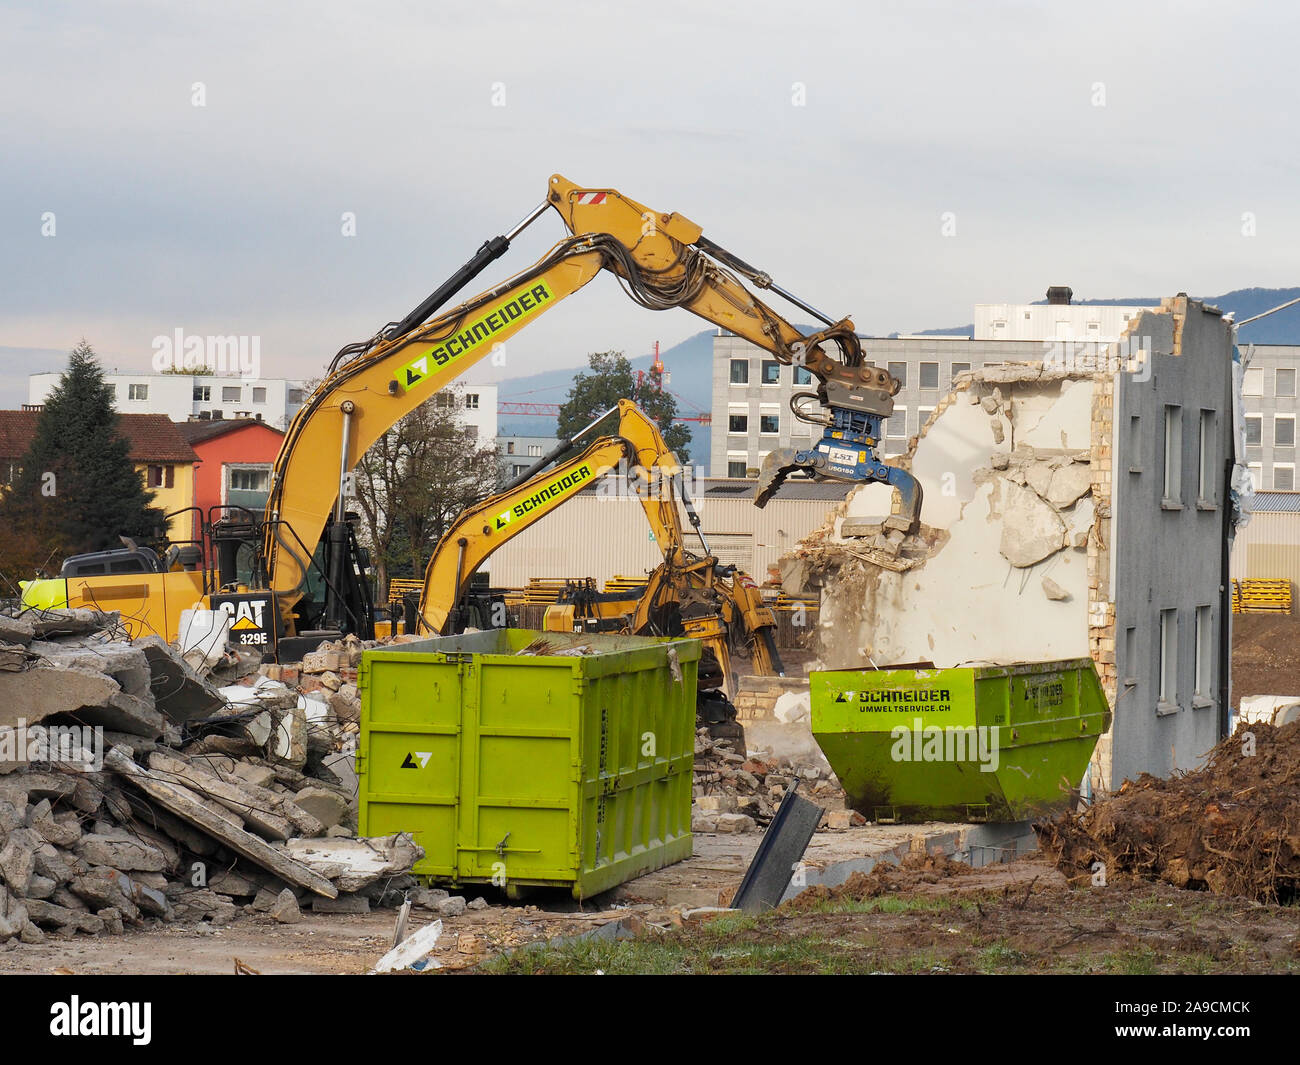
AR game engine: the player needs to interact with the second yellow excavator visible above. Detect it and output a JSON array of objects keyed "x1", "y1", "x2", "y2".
[{"x1": 412, "y1": 399, "x2": 784, "y2": 694}]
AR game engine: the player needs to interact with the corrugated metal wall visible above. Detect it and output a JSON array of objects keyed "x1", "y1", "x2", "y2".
[
  {"x1": 1231, "y1": 511, "x2": 1300, "y2": 580},
  {"x1": 488, "y1": 489, "x2": 834, "y2": 587}
]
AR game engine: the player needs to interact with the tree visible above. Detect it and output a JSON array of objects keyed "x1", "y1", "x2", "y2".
[
  {"x1": 556, "y1": 351, "x2": 691, "y2": 463},
  {"x1": 353, "y1": 385, "x2": 502, "y2": 600},
  {"x1": 0, "y1": 341, "x2": 164, "y2": 578}
]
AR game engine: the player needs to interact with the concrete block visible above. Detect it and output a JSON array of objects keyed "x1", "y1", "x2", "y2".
[
  {"x1": 1047, "y1": 463, "x2": 1093, "y2": 508},
  {"x1": 284, "y1": 833, "x2": 423, "y2": 894},
  {"x1": 301, "y1": 650, "x2": 343, "y2": 674},
  {"x1": 76, "y1": 833, "x2": 168, "y2": 873},
  {"x1": 713, "y1": 813, "x2": 755, "y2": 834},
  {"x1": 312, "y1": 893, "x2": 370, "y2": 913},
  {"x1": 293, "y1": 786, "x2": 348, "y2": 830},
  {"x1": 999, "y1": 482, "x2": 1067, "y2": 567},
  {"x1": 24, "y1": 609, "x2": 118, "y2": 638},
  {"x1": 270, "y1": 888, "x2": 301, "y2": 924},
  {"x1": 232, "y1": 762, "x2": 278, "y2": 789},
  {"x1": 267, "y1": 704, "x2": 308, "y2": 768},
  {"x1": 0, "y1": 828, "x2": 39, "y2": 895},
  {"x1": 0, "y1": 616, "x2": 35, "y2": 645},
  {"x1": 169, "y1": 888, "x2": 239, "y2": 926},
  {"x1": 436, "y1": 895, "x2": 467, "y2": 917},
  {"x1": 136, "y1": 636, "x2": 226, "y2": 724},
  {"x1": 209, "y1": 868, "x2": 263, "y2": 898}
]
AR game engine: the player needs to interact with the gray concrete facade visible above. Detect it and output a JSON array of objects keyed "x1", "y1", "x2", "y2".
[{"x1": 1109, "y1": 303, "x2": 1234, "y2": 785}]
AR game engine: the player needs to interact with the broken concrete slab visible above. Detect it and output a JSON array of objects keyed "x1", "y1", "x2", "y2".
[
  {"x1": 267, "y1": 704, "x2": 308, "y2": 768},
  {"x1": 208, "y1": 868, "x2": 263, "y2": 898},
  {"x1": 150, "y1": 750, "x2": 323, "y2": 838},
  {"x1": 28, "y1": 639, "x2": 153, "y2": 701},
  {"x1": 293, "y1": 786, "x2": 347, "y2": 830},
  {"x1": 26, "y1": 799, "x2": 81, "y2": 848},
  {"x1": 231, "y1": 762, "x2": 277, "y2": 789},
  {"x1": 999, "y1": 483, "x2": 1067, "y2": 567},
  {"x1": 146, "y1": 751, "x2": 294, "y2": 841},
  {"x1": 24, "y1": 898, "x2": 105, "y2": 935},
  {"x1": 284, "y1": 833, "x2": 422, "y2": 894},
  {"x1": 76, "y1": 833, "x2": 168, "y2": 873},
  {"x1": 135, "y1": 636, "x2": 226, "y2": 724},
  {"x1": 1046, "y1": 462, "x2": 1093, "y2": 508},
  {"x1": 0, "y1": 828, "x2": 39, "y2": 895},
  {"x1": 103, "y1": 746, "x2": 337, "y2": 898},
  {"x1": 312, "y1": 893, "x2": 369, "y2": 914},
  {"x1": 0, "y1": 616, "x2": 35, "y2": 645},
  {"x1": 33, "y1": 844, "x2": 79, "y2": 886},
  {"x1": 0, "y1": 664, "x2": 166, "y2": 737},
  {"x1": 21, "y1": 609, "x2": 120, "y2": 639},
  {"x1": 68, "y1": 871, "x2": 141, "y2": 922},
  {"x1": 168, "y1": 887, "x2": 238, "y2": 926}
]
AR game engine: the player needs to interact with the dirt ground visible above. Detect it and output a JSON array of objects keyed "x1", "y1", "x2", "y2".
[
  {"x1": 3, "y1": 823, "x2": 1292, "y2": 975},
  {"x1": 0, "y1": 825, "x2": 937, "y2": 974},
  {"x1": 1232, "y1": 613, "x2": 1300, "y2": 708},
  {"x1": 492, "y1": 854, "x2": 1300, "y2": 975}
]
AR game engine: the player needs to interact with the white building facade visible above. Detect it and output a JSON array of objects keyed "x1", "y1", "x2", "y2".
[{"x1": 29, "y1": 372, "x2": 308, "y2": 430}]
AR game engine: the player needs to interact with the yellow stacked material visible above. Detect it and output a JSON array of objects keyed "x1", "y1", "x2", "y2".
[
  {"x1": 1236, "y1": 578, "x2": 1292, "y2": 614},
  {"x1": 386, "y1": 578, "x2": 423, "y2": 608}
]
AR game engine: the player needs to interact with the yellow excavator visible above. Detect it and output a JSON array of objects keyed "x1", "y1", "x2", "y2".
[
  {"x1": 411, "y1": 399, "x2": 784, "y2": 693},
  {"x1": 22, "y1": 174, "x2": 921, "y2": 657}
]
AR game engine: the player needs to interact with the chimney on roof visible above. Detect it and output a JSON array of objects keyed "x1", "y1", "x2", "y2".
[{"x1": 1046, "y1": 286, "x2": 1073, "y2": 306}]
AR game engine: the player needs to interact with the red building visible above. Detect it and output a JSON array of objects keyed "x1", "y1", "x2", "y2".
[{"x1": 177, "y1": 417, "x2": 285, "y2": 539}]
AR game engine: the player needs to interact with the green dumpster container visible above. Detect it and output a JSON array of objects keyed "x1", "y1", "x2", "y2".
[
  {"x1": 811, "y1": 659, "x2": 1111, "y2": 823},
  {"x1": 357, "y1": 628, "x2": 699, "y2": 898}
]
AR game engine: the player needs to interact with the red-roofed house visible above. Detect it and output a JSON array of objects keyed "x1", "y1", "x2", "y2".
[
  {"x1": 177, "y1": 416, "x2": 285, "y2": 533},
  {"x1": 0, "y1": 409, "x2": 198, "y2": 539}
]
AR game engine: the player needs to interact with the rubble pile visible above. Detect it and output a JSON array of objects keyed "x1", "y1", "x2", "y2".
[
  {"x1": 1038, "y1": 721, "x2": 1300, "y2": 903},
  {"x1": 0, "y1": 609, "x2": 423, "y2": 947},
  {"x1": 691, "y1": 728, "x2": 861, "y2": 835}
]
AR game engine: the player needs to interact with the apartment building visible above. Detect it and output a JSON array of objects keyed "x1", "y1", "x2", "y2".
[
  {"x1": 1240, "y1": 344, "x2": 1300, "y2": 491},
  {"x1": 28, "y1": 373, "x2": 308, "y2": 431}
]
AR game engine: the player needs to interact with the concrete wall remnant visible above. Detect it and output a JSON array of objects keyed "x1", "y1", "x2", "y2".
[{"x1": 789, "y1": 297, "x2": 1236, "y2": 796}]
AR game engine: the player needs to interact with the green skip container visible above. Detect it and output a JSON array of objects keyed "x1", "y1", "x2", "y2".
[
  {"x1": 357, "y1": 629, "x2": 699, "y2": 898},
  {"x1": 811, "y1": 659, "x2": 1111, "y2": 823}
]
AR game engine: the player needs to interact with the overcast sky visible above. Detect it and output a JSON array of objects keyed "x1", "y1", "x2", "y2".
[{"x1": 2, "y1": 0, "x2": 1296, "y2": 388}]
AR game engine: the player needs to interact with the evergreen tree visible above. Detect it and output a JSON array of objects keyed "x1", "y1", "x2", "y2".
[
  {"x1": 556, "y1": 351, "x2": 692, "y2": 462},
  {"x1": 1, "y1": 341, "x2": 164, "y2": 571}
]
